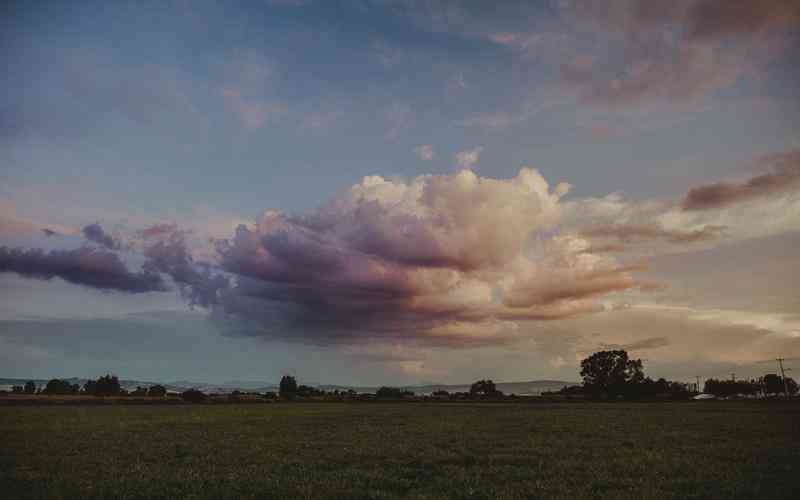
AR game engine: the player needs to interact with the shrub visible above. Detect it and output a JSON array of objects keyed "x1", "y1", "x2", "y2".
[
  {"x1": 147, "y1": 384, "x2": 167, "y2": 397},
  {"x1": 181, "y1": 388, "x2": 207, "y2": 403}
]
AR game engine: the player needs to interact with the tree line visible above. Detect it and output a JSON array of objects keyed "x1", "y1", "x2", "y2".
[
  {"x1": 11, "y1": 375, "x2": 167, "y2": 397},
  {"x1": 8, "y1": 353, "x2": 797, "y2": 403},
  {"x1": 550, "y1": 350, "x2": 798, "y2": 400},
  {"x1": 703, "y1": 374, "x2": 797, "y2": 398}
]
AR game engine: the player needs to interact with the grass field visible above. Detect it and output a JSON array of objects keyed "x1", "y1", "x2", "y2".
[{"x1": 1, "y1": 401, "x2": 798, "y2": 499}]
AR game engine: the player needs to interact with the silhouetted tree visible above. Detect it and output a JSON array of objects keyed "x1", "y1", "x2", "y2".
[
  {"x1": 553, "y1": 385, "x2": 586, "y2": 396},
  {"x1": 375, "y1": 386, "x2": 414, "y2": 398},
  {"x1": 297, "y1": 385, "x2": 324, "y2": 397},
  {"x1": 131, "y1": 386, "x2": 148, "y2": 396},
  {"x1": 580, "y1": 350, "x2": 644, "y2": 398},
  {"x1": 42, "y1": 379, "x2": 80, "y2": 395},
  {"x1": 762, "y1": 374, "x2": 798, "y2": 396},
  {"x1": 147, "y1": 384, "x2": 167, "y2": 397},
  {"x1": 24, "y1": 381, "x2": 36, "y2": 394},
  {"x1": 83, "y1": 374, "x2": 121, "y2": 396},
  {"x1": 469, "y1": 379, "x2": 503, "y2": 398},
  {"x1": 12, "y1": 385, "x2": 24, "y2": 394},
  {"x1": 703, "y1": 378, "x2": 760, "y2": 398},
  {"x1": 279, "y1": 375, "x2": 298, "y2": 399},
  {"x1": 181, "y1": 388, "x2": 207, "y2": 403}
]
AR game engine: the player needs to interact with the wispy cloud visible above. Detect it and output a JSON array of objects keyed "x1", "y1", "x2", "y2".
[
  {"x1": 682, "y1": 149, "x2": 800, "y2": 210},
  {"x1": 455, "y1": 147, "x2": 482, "y2": 169},
  {"x1": 413, "y1": 144, "x2": 434, "y2": 161}
]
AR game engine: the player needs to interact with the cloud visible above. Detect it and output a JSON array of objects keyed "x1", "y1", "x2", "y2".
[
  {"x1": 456, "y1": 91, "x2": 569, "y2": 130},
  {"x1": 0, "y1": 201, "x2": 76, "y2": 238},
  {"x1": 0, "y1": 246, "x2": 165, "y2": 293},
  {"x1": 140, "y1": 223, "x2": 179, "y2": 239},
  {"x1": 205, "y1": 168, "x2": 643, "y2": 347},
  {"x1": 596, "y1": 336, "x2": 671, "y2": 353},
  {"x1": 455, "y1": 147, "x2": 482, "y2": 169},
  {"x1": 554, "y1": 303, "x2": 800, "y2": 379},
  {"x1": 82, "y1": 223, "x2": 119, "y2": 250},
  {"x1": 579, "y1": 222, "x2": 726, "y2": 244},
  {"x1": 222, "y1": 87, "x2": 286, "y2": 130},
  {"x1": 141, "y1": 226, "x2": 229, "y2": 308},
  {"x1": 682, "y1": 149, "x2": 800, "y2": 210},
  {"x1": 414, "y1": 144, "x2": 434, "y2": 161},
  {"x1": 557, "y1": 0, "x2": 800, "y2": 108},
  {"x1": 684, "y1": 0, "x2": 800, "y2": 41},
  {"x1": 562, "y1": 152, "x2": 800, "y2": 257},
  {"x1": 384, "y1": 103, "x2": 413, "y2": 140}
]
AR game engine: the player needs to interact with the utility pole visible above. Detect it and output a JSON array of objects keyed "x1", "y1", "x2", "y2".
[
  {"x1": 777, "y1": 358, "x2": 789, "y2": 398},
  {"x1": 695, "y1": 375, "x2": 701, "y2": 393}
]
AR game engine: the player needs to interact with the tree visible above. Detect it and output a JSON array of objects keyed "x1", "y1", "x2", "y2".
[
  {"x1": 24, "y1": 381, "x2": 36, "y2": 394},
  {"x1": 703, "y1": 378, "x2": 760, "y2": 398},
  {"x1": 580, "y1": 350, "x2": 644, "y2": 398},
  {"x1": 12, "y1": 385, "x2": 24, "y2": 394},
  {"x1": 469, "y1": 379, "x2": 502, "y2": 398},
  {"x1": 42, "y1": 379, "x2": 80, "y2": 395},
  {"x1": 762, "y1": 374, "x2": 798, "y2": 396},
  {"x1": 279, "y1": 375, "x2": 298, "y2": 399},
  {"x1": 181, "y1": 388, "x2": 206, "y2": 403},
  {"x1": 147, "y1": 384, "x2": 167, "y2": 397},
  {"x1": 375, "y1": 387, "x2": 414, "y2": 398},
  {"x1": 83, "y1": 374, "x2": 121, "y2": 396}
]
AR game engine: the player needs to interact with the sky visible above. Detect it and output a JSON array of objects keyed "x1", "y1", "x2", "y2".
[{"x1": 1, "y1": 0, "x2": 799, "y2": 386}]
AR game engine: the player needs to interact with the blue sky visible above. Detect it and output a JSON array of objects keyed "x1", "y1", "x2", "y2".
[{"x1": 2, "y1": 0, "x2": 799, "y2": 385}]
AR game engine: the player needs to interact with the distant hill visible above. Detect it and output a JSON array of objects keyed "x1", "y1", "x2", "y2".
[{"x1": 0, "y1": 377, "x2": 577, "y2": 395}]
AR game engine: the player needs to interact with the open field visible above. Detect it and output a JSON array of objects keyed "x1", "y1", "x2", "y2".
[{"x1": 2, "y1": 402, "x2": 799, "y2": 499}]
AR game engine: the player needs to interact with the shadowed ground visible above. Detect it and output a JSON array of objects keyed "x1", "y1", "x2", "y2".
[{"x1": 1, "y1": 401, "x2": 798, "y2": 499}]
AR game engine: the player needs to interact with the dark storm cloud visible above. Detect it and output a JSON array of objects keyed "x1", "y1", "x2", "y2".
[
  {"x1": 142, "y1": 227, "x2": 229, "y2": 308},
  {"x1": 0, "y1": 246, "x2": 165, "y2": 293},
  {"x1": 197, "y1": 169, "x2": 646, "y2": 348},
  {"x1": 682, "y1": 150, "x2": 800, "y2": 210},
  {"x1": 82, "y1": 223, "x2": 119, "y2": 250}
]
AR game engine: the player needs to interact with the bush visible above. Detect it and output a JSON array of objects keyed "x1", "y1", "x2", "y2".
[
  {"x1": 147, "y1": 384, "x2": 167, "y2": 397},
  {"x1": 181, "y1": 388, "x2": 207, "y2": 403},
  {"x1": 130, "y1": 386, "x2": 148, "y2": 397},
  {"x1": 83, "y1": 374, "x2": 122, "y2": 397},
  {"x1": 375, "y1": 387, "x2": 414, "y2": 399},
  {"x1": 469, "y1": 380, "x2": 503, "y2": 398},
  {"x1": 42, "y1": 379, "x2": 80, "y2": 395}
]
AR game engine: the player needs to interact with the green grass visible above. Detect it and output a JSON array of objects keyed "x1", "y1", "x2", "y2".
[{"x1": 1, "y1": 401, "x2": 798, "y2": 499}]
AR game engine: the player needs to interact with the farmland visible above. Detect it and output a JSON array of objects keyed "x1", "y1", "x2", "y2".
[{"x1": 1, "y1": 401, "x2": 799, "y2": 499}]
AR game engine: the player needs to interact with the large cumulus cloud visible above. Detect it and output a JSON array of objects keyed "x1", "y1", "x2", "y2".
[{"x1": 208, "y1": 168, "x2": 644, "y2": 346}]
